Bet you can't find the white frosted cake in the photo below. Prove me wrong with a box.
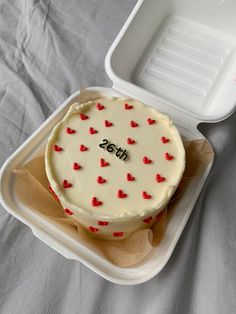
[45,97,185,239]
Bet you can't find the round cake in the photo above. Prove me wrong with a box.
[45,97,185,239]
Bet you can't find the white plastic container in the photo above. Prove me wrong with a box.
[0,0,236,285]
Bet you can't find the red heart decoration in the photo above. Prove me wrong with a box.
[63,180,72,189]
[127,173,135,181]
[89,127,98,135]
[54,144,63,152]
[117,189,128,199]
[100,158,109,167]
[96,103,105,110]
[124,103,133,110]
[73,162,81,170]
[161,136,170,144]
[48,185,54,193]
[97,176,106,184]
[80,113,89,120]
[143,216,152,224]
[147,118,156,125]
[113,232,124,237]
[104,120,113,127]
[49,185,60,202]
[97,221,109,226]
[92,197,103,207]
[64,208,73,215]
[143,156,152,164]
[127,137,135,145]
[80,144,88,151]
[66,127,76,134]
[156,173,166,183]
[142,191,152,199]
[130,120,138,128]
[88,226,99,233]
[165,152,174,160]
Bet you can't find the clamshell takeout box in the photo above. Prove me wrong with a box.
[0,0,235,285]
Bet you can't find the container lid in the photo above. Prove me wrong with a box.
[105,0,236,124]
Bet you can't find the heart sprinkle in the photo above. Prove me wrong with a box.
[127,137,136,145]
[147,118,156,125]
[88,226,99,233]
[156,174,166,183]
[161,136,170,144]
[54,144,63,152]
[117,189,128,199]
[97,176,106,184]
[104,120,113,127]
[100,158,109,167]
[92,197,103,207]
[96,103,105,110]
[80,113,89,120]
[66,127,76,134]
[64,208,73,215]
[124,103,133,110]
[142,191,152,199]
[49,185,59,202]
[97,221,109,226]
[63,180,72,189]
[130,120,138,128]
[143,156,152,164]
[113,232,124,237]
[89,127,98,134]
[143,216,152,224]
[73,162,81,170]
[165,152,174,160]
[127,173,135,181]
[80,144,88,151]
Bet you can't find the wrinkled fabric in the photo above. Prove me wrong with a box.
[0,1,236,314]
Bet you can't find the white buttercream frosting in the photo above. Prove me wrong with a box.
[45,97,185,224]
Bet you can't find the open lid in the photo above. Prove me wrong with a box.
[105,0,236,124]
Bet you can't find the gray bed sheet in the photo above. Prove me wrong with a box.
[0,1,236,313]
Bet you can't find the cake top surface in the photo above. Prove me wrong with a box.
[45,97,185,220]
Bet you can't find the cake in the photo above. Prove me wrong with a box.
[45,97,185,239]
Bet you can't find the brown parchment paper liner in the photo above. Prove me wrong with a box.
[13,139,214,267]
